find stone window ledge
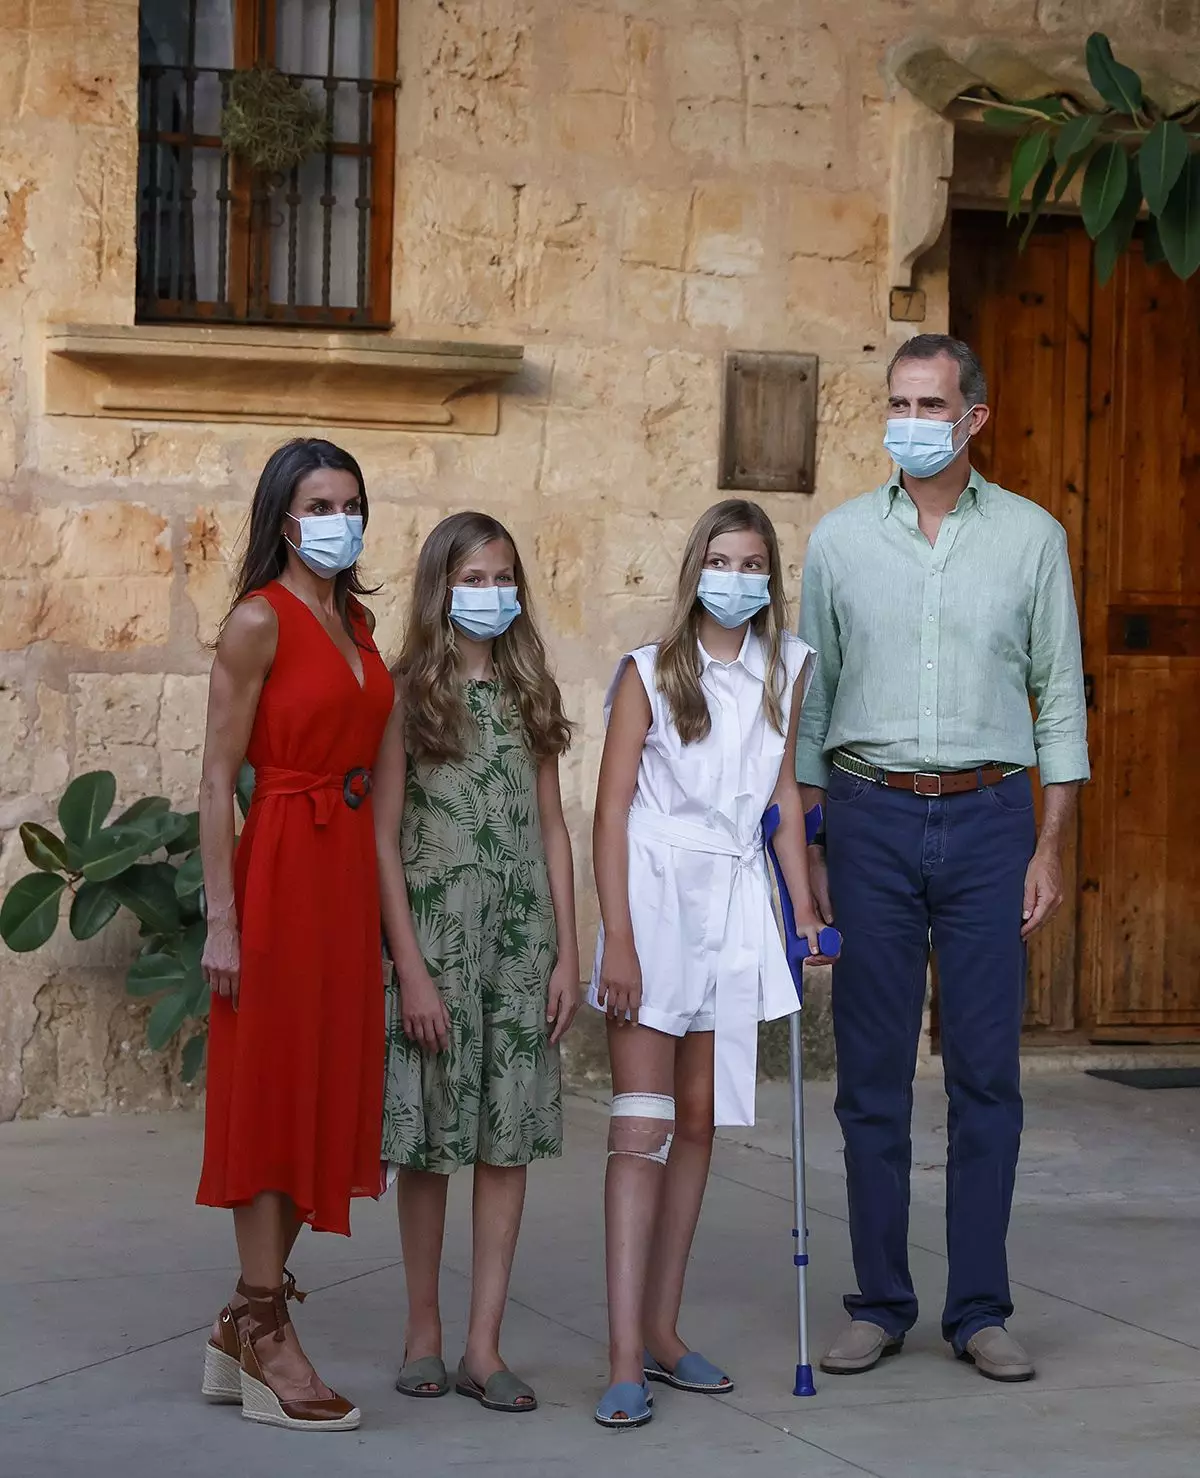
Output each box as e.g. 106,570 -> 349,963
43,324 -> 525,435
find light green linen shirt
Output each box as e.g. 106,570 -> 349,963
795,469 -> 1090,788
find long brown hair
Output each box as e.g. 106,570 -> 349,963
655,499 -> 790,745
394,512 -> 573,764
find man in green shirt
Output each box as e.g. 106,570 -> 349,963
796,334 -> 1089,1385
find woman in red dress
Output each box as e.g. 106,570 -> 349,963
195,439 -> 393,1432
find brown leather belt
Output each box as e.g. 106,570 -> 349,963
832,749 -> 1025,798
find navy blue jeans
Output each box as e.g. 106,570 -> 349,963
825,765 -> 1035,1351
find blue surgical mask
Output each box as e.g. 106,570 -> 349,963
285,513 -> 364,577
883,409 -> 973,480
450,585 -> 521,641
697,570 -> 771,629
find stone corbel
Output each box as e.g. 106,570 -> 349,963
885,90 -> 955,328
42,325 -> 525,434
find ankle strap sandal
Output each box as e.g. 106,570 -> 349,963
236,1279 -> 361,1433
203,1270 -> 312,1404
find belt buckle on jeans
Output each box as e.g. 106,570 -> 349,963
913,771 -> 942,797
342,767 -> 372,810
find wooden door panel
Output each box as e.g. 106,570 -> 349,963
1111,260 -> 1190,600
949,214 -> 1089,1031
1085,241 -> 1200,1035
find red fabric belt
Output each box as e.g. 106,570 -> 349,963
252,766 -> 373,826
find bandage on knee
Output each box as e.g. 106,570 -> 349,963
608,1092 -> 675,1165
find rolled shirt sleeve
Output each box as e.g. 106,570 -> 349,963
795,532 -> 839,788
1029,529 -> 1091,785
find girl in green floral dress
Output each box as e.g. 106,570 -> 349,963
374,512 -> 579,1414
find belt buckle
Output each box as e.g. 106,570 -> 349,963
342,767 -> 372,810
913,771 -> 942,798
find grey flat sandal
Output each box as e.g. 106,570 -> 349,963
454,1358 -> 538,1413
395,1354 -> 449,1398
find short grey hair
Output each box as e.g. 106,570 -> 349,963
886,334 -> 988,408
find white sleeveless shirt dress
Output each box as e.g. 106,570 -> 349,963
587,629 -> 815,1127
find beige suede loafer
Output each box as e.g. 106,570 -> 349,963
819,1321 -> 905,1375
960,1326 -> 1035,1383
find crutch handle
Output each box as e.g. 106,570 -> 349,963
802,925 -> 842,960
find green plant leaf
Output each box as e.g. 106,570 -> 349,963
1095,158 -> 1143,285
1085,32 -> 1144,118
1020,159 -> 1058,248
165,813 -> 200,856
179,919 -> 207,975
116,796 -> 171,826
1053,147 -> 1090,202
114,808 -> 190,857
133,810 -> 192,854
58,771 -> 116,846
184,957 -> 210,1014
1081,143 -> 1129,237
1159,152 -> 1200,279
1140,120 -> 1190,216
147,989 -> 192,1050
20,823 -> 69,874
79,824 -> 160,883
1008,129 -> 1052,221
0,873 -> 66,951
180,1032 -> 207,1083
109,863 -> 182,934
1054,112 -> 1103,167
174,850 -> 205,904
126,951 -> 187,997
69,880 -> 121,941
235,763 -> 256,820
1143,217 -> 1167,266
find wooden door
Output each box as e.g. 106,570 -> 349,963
950,210 -> 1200,1040
1083,242 -> 1200,1039
950,214 -> 1089,1031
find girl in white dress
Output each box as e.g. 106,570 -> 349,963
590,499 -> 831,1429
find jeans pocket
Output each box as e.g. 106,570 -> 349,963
983,771 -> 1034,814
827,766 -> 875,806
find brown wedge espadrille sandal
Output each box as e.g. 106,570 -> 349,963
201,1269 -> 306,1404
237,1278 -> 360,1431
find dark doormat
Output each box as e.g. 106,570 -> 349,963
1086,1068 -> 1200,1090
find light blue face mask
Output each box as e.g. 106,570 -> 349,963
285,513 -> 364,577
449,585 -> 521,641
697,570 -> 771,629
883,408 -> 973,480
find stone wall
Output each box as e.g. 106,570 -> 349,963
3,0 -> 1198,1117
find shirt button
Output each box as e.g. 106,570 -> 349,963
926,661 -> 933,669
924,707 -> 932,716
928,613 -> 934,622
924,754 -> 933,762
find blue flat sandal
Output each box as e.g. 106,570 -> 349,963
644,1351 -> 735,1394
595,1380 -> 653,1429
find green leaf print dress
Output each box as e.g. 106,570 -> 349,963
381,680 -> 563,1172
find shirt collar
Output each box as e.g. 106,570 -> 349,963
878,465 -> 991,518
698,626 -> 765,682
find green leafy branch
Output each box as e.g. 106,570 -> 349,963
977,33 -> 1200,283
0,767 -> 254,1085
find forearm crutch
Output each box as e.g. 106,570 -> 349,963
763,802 -> 842,1399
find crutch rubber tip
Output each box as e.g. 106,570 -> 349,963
794,1364 -> 817,1398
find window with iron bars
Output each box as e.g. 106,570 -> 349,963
137,0 -> 398,327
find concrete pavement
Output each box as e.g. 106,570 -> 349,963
2,1072 -> 1198,1477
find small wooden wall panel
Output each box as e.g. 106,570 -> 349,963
718,351 -> 818,494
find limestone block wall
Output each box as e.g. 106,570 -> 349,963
3,0 -> 1197,1117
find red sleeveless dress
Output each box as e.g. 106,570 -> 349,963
197,581 -> 393,1235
